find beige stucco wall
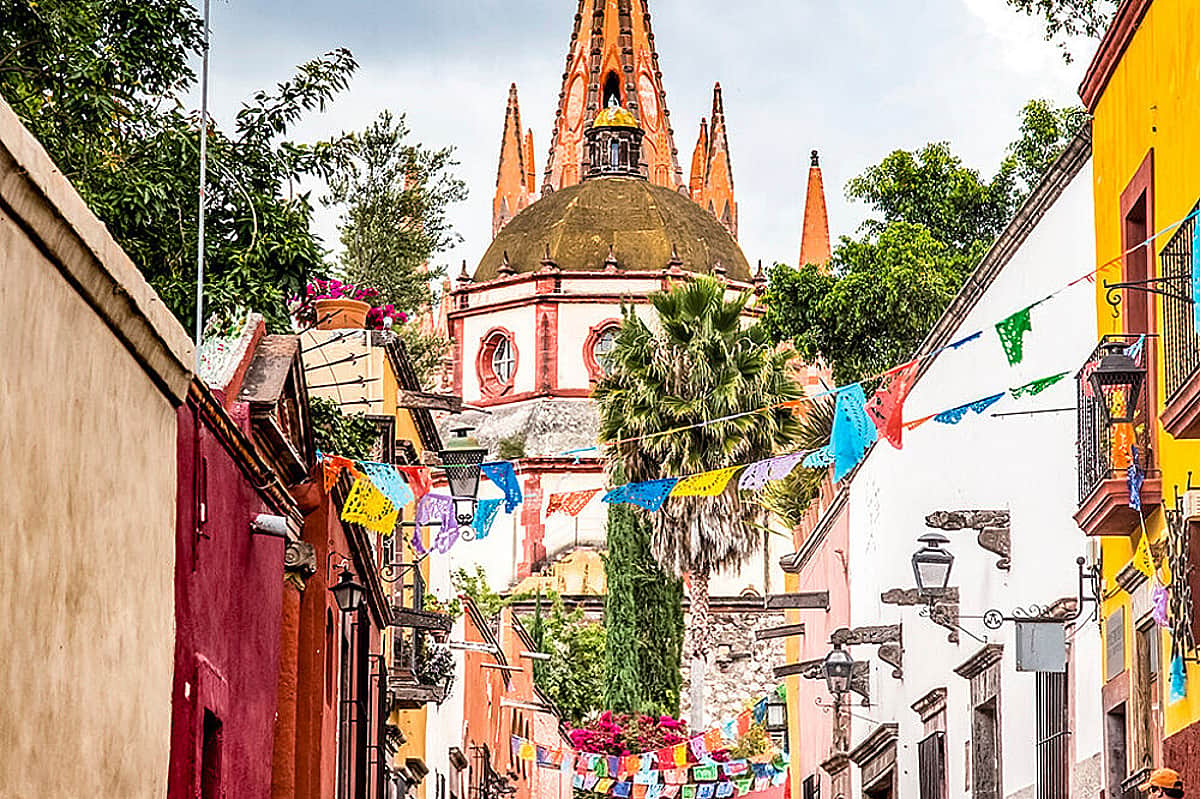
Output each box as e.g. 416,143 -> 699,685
0,98 -> 192,797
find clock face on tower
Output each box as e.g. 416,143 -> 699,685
638,73 -> 659,130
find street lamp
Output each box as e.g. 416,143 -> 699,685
764,691 -> 788,742
823,643 -> 854,697
330,568 -> 366,614
912,532 -> 955,596
1088,340 -> 1146,425
440,427 -> 488,527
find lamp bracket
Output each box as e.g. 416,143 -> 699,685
979,557 -> 1100,630
1104,274 -> 1192,318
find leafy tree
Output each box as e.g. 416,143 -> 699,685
603,487 -> 684,717
325,110 -> 466,315
524,595 -> 606,726
764,223 -> 967,384
757,396 -> 835,528
1005,0 -> 1118,61
594,277 -> 802,727
1,0 -> 357,332
451,566 -> 509,620
1006,99 -> 1090,192
845,142 -> 1018,257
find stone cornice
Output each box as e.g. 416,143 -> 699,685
954,643 -> 1004,680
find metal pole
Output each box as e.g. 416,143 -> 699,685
194,0 -> 211,367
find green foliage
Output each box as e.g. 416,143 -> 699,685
310,396 -> 379,461
522,596 -> 607,726
1,1 -> 359,332
595,277 -> 803,577
726,723 -> 771,759
424,593 -> 463,620
497,433 -> 528,461
1005,0 -> 1118,61
396,324 -> 453,390
451,566 -> 509,620
603,490 -> 684,717
325,110 -> 467,315
766,101 -> 1086,385
1005,99 -> 1090,192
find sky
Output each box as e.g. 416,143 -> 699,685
197,0 -> 1097,275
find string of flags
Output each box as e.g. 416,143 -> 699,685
320,455 -> 525,550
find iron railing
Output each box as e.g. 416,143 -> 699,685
1076,337 -> 1154,503
1035,672 -> 1068,799
1161,202 -> 1200,402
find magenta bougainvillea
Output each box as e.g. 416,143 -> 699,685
297,280 -> 409,329
568,712 -> 690,757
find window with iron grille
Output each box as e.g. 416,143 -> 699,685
917,732 -> 946,799
1160,200 -> 1200,402
1036,672 -> 1068,799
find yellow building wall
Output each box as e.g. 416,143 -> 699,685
1089,0 -> 1200,738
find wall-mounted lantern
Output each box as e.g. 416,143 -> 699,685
912,532 -> 955,596
330,568 -> 366,614
440,427 -> 488,527
823,643 -> 854,697
1088,340 -> 1146,425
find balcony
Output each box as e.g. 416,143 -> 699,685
1160,202 -> 1200,438
1074,338 -> 1162,536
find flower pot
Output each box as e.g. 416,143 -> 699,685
430,629 -> 449,643
314,298 -> 371,330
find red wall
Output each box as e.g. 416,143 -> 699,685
168,399 -> 286,799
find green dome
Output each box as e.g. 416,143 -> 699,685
475,176 -> 751,282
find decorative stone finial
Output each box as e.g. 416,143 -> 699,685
498,250 -> 516,277
604,244 -> 619,272
753,259 -> 767,294
539,243 -> 559,272
456,259 -> 472,284
666,243 -> 684,272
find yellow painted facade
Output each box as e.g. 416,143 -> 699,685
1088,0 -> 1200,750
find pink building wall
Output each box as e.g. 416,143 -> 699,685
785,478 -> 850,799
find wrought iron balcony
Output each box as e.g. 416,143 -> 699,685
1074,337 -> 1161,535
1160,201 -> 1200,437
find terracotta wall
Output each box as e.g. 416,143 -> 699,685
0,99 -> 192,795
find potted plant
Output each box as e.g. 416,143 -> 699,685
416,639 -> 456,701
301,279 -> 378,330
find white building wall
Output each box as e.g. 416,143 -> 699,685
460,304 -> 537,402
557,301 -> 625,389
842,159 -> 1102,799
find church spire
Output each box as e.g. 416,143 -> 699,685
523,129 -> 537,195
799,150 -> 831,268
689,118 -> 708,202
543,0 -> 683,193
494,83 -> 533,237
702,83 -> 736,238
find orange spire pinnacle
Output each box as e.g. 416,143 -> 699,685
523,129 -> 537,195
543,0 -> 683,192
494,83 -> 533,237
799,150 -> 831,268
701,83 -> 737,238
689,118 -> 708,201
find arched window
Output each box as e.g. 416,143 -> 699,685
477,329 -> 519,398
584,320 -> 621,382
602,72 -> 621,109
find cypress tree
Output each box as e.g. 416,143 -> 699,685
603,485 -> 684,716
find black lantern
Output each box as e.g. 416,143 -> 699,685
823,644 -> 854,697
440,427 -> 488,527
764,691 -> 788,742
330,568 -> 366,614
1088,340 -> 1146,425
912,532 -> 954,596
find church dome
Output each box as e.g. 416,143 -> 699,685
475,176 -> 752,281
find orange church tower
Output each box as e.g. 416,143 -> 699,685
798,149 -> 831,268
541,0 -> 685,192
493,83 -> 535,236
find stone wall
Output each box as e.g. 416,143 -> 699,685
679,607 -> 787,726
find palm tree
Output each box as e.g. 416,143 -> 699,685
594,277 -> 802,727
